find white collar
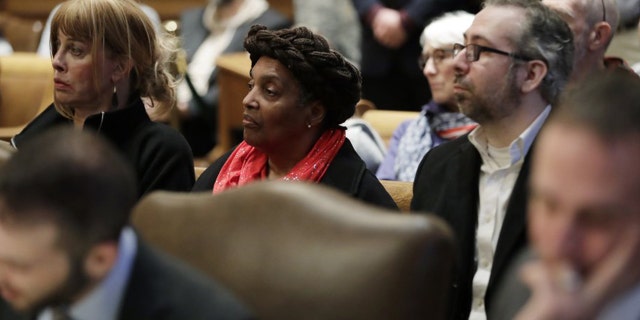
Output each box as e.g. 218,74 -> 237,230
38,227 -> 137,320
469,105 -> 551,170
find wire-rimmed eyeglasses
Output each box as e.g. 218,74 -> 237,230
418,48 -> 455,69
452,43 -> 533,62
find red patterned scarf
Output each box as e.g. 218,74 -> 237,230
213,129 -> 346,194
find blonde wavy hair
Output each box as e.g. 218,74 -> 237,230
50,0 -> 176,118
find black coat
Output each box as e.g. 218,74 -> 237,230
12,99 -> 195,198
410,135 -> 532,320
193,139 -> 398,210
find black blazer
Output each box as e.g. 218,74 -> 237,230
193,139 -> 399,210
410,135 -> 532,320
0,238 -> 253,320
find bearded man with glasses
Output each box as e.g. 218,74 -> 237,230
410,1 -> 574,319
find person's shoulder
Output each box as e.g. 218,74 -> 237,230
134,122 -> 193,154
122,240 -> 252,320
12,104 -> 67,149
423,134 -> 471,161
412,135 -> 473,184
192,147 -> 235,192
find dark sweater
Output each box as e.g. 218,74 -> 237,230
12,99 -> 195,197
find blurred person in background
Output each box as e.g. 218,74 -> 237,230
351,0 -> 479,111
543,0 -> 634,82
293,0 -> 361,66
177,0 -> 290,157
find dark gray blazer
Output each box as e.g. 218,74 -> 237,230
410,134 -> 533,320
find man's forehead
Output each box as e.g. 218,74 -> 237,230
0,219 -> 60,261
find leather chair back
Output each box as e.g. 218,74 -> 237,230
132,181 -> 454,320
0,53 -> 53,140
361,109 -> 420,146
380,180 -> 413,212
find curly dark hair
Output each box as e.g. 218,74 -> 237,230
244,24 -> 362,128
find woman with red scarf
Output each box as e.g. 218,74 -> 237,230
193,25 -> 397,209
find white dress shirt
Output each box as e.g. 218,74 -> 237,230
468,105 -> 551,320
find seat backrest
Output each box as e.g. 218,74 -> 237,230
380,179 -> 413,212
0,13 -> 43,52
0,53 -> 53,138
132,181 -> 454,320
194,166 -> 208,180
361,109 -> 420,146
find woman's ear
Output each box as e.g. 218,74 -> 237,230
309,101 -> 326,127
111,58 -> 133,84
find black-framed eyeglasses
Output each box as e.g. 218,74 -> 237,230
418,48 -> 455,69
452,43 -> 533,62
600,0 -> 606,22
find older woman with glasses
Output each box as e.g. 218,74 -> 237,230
376,11 -> 477,182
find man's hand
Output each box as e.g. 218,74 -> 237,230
517,224 -> 640,320
371,8 -> 407,49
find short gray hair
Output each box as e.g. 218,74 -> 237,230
420,11 -> 475,49
485,0 -> 574,104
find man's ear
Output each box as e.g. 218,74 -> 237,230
84,242 -> 118,280
588,22 -> 612,51
521,60 -> 548,94
308,100 -> 326,127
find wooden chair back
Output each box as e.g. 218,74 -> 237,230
0,53 -> 53,140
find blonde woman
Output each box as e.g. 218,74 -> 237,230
12,0 -> 195,197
